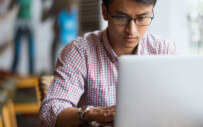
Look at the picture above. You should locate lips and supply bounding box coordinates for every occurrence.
[124,34,138,39]
[124,37,138,42]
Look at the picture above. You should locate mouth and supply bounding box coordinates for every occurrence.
[123,34,139,42]
[124,37,138,42]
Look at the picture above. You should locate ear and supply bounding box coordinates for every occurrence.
[102,3,108,21]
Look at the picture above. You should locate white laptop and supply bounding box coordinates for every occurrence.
[114,55,203,127]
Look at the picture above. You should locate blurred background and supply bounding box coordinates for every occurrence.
[0,0,203,126]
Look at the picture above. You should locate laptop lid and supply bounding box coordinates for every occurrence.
[115,55,203,127]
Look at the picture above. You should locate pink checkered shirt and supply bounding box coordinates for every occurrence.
[39,29,178,126]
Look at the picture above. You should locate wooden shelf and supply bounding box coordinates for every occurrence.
[14,76,40,115]
[14,103,40,114]
[17,77,38,88]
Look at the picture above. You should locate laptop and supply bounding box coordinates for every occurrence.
[114,55,203,127]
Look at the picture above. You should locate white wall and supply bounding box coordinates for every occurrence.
[148,0,189,54]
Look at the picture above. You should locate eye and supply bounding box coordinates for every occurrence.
[116,16,128,21]
[137,17,145,21]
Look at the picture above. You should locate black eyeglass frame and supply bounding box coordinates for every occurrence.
[108,11,154,26]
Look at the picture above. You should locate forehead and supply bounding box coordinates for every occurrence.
[108,0,153,14]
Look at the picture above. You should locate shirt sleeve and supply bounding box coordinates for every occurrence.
[156,37,180,55]
[39,40,87,127]
[143,33,180,55]
[165,40,180,55]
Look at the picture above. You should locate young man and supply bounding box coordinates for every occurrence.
[40,0,178,126]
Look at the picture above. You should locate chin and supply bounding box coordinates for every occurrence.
[124,42,138,48]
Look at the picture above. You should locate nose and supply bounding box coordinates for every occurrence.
[126,19,138,36]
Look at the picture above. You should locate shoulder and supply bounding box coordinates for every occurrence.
[142,32,178,55]
[60,30,103,59]
[71,30,102,49]
[144,32,173,45]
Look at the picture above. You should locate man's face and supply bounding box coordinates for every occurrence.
[102,0,154,55]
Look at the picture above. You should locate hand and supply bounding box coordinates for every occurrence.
[84,106,115,124]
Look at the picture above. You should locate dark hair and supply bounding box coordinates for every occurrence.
[102,0,157,7]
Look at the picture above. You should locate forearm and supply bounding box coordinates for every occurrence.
[56,107,83,127]
[56,106,115,127]
[39,100,76,127]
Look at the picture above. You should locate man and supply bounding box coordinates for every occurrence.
[41,0,78,71]
[40,0,178,126]
[9,0,35,74]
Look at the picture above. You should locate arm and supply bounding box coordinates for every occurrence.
[41,0,52,21]
[56,107,82,127]
[8,0,16,10]
[56,106,115,127]
[40,42,115,127]
[0,0,15,19]
[0,41,11,56]
[41,0,60,21]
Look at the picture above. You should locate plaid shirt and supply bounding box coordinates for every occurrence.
[39,29,178,127]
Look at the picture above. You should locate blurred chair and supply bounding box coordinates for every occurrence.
[14,76,40,115]
[0,77,18,127]
[0,70,18,127]
[0,117,2,127]
[38,76,54,102]
[0,89,7,127]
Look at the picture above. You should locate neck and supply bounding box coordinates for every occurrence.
[114,46,138,57]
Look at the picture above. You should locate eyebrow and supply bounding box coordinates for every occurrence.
[114,10,150,17]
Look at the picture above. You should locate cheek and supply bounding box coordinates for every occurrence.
[109,24,125,37]
[138,27,148,36]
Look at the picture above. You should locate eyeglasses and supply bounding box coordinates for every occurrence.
[108,12,154,26]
